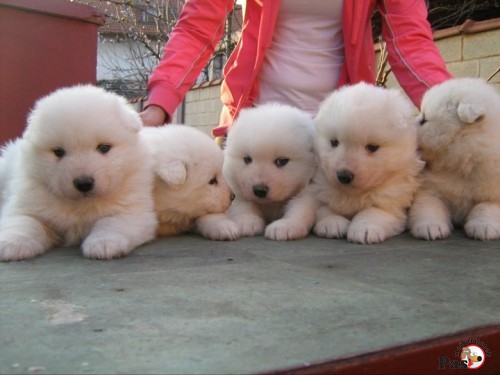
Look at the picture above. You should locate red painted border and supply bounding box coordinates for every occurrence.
[263,324,500,375]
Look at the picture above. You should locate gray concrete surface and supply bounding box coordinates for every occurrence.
[1,231,499,374]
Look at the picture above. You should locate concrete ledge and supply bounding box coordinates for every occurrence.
[1,232,499,374]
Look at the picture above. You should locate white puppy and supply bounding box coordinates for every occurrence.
[312,83,424,244]
[198,103,317,240]
[409,78,500,240]
[141,125,233,236]
[0,85,157,261]
[0,140,17,209]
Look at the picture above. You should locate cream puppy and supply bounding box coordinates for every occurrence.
[312,83,424,244]
[141,125,233,236]
[0,85,157,261]
[198,103,317,240]
[409,78,500,240]
[0,140,17,209]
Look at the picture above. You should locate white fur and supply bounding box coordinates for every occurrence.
[141,125,233,236]
[0,85,157,261]
[0,140,19,209]
[409,78,500,240]
[200,103,318,240]
[312,82,424,244]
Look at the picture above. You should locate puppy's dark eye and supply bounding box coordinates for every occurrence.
[331,139,339,148]
[366,144,379,153]
[243,156,252,165]
[97,144,112,154]
[209,177,217,185]
[419,114,427,126]
[53,148,66,158]
[275,157,289,167]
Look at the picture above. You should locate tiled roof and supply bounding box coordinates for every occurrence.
[76,0,184,37]
[77,0,242,38]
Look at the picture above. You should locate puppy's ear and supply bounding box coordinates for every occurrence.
[120,104,143,133]
[457,102,484,124]
[388,89,415,129]
[156,159,187,188]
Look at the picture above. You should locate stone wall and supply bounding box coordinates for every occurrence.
[180,18,500,136]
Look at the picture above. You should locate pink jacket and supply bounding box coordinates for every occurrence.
[146,0,452,137]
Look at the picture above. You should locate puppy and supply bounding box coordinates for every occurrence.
[409,78,500,240]
[0,140,17,209]
[0,85,157,261]
[312,82,424,244]
[140,125,233,236]
[198,103,317,240]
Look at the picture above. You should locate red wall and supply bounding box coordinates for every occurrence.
[0,0,105,144]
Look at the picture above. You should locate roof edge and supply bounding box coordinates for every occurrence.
[0,0,105,26]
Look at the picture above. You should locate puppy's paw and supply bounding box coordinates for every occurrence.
[196,215,240,241]
[313,216,349,238]
[410,221,451,240]
[82,234,132,260]
[348,222,388,244]
[464,219,500,240]
[237,216,265,237]
[265,219,310,241]
[0,239,47,262]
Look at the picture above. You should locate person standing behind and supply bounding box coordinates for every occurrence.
[140,0,452,140]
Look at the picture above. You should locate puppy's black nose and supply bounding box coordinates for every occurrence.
[337,170,354,185]
[73,177,95,192]
[252,184,269,198]
[477,356,482,361]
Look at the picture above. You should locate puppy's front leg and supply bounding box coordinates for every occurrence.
[82,211,157,259]
[195,213,240,241]
[229,199,265,237]
[265,190,317,241]
[465,201,500,240]
[313,205,350,238]
[409,191,452,240]
[348,207,405,244]
[0,215,56,261]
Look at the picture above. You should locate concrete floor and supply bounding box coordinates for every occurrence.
[1,231,499,374]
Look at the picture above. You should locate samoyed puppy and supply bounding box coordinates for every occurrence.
[141,125,233,236]
[0,140,17,209]
[312,83,424,244]
[0,85,157,261]
[198,103,317,240]
[409,78,500,240]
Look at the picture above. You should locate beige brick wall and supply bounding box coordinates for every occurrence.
[174,81,224,136]
[184,84,223,135]
[182,21,500,136]
[437,27,499,86]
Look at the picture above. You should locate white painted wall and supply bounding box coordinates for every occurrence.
[96,40,158,81]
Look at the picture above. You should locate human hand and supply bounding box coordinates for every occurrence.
[139,105,167,126]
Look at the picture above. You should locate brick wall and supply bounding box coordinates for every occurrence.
[180,18,500,136]
[182,79,224,135]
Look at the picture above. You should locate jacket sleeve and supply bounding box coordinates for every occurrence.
[379,0,453,107]
[145,0,234,121]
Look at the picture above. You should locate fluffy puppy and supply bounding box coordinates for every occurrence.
[140,125,233,236]
[409,78,500,240]
[312,82,424,244]
[0,85,157,261]
[0,140,17,209]
[198,103,317,240]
